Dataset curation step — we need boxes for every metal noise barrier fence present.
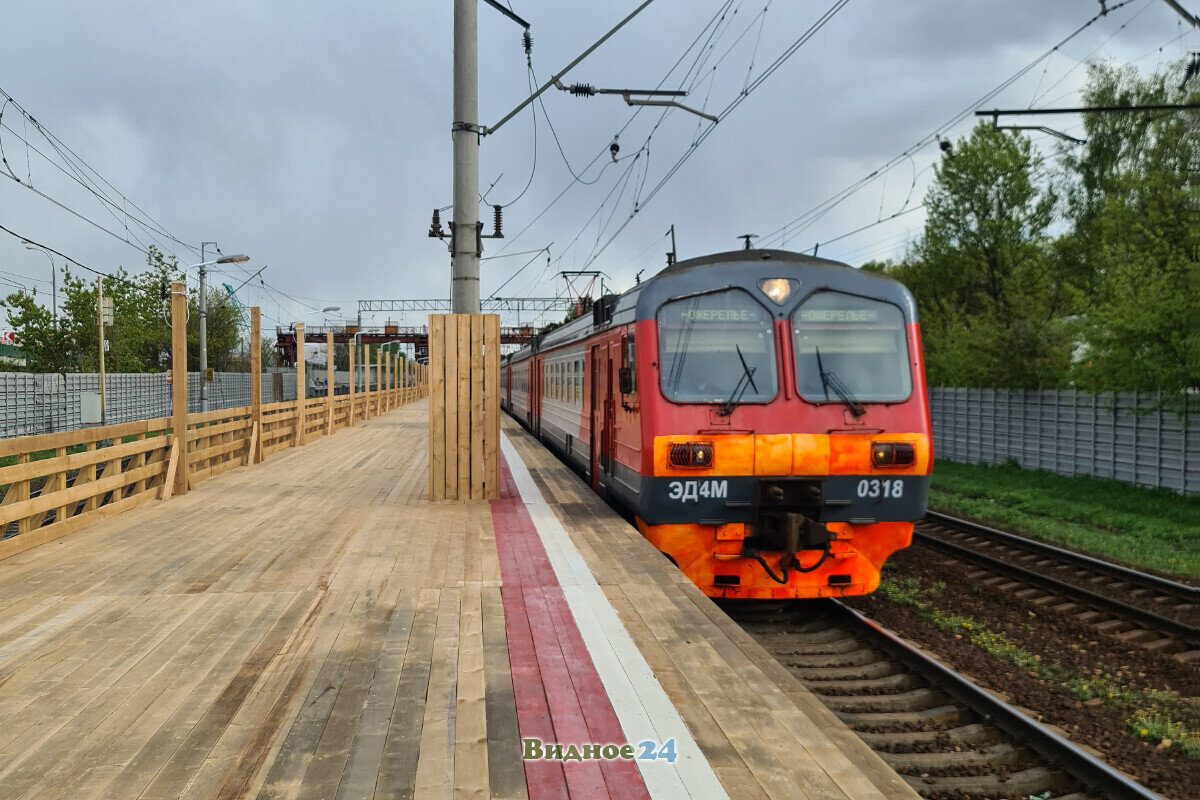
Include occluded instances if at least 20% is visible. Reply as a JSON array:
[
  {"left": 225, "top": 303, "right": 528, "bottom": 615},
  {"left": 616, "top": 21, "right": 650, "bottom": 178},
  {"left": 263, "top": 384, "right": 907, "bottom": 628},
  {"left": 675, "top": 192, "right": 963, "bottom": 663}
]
[
  {"left": 0, "top": 370, "right": 314, "bottom": 439},
  {"left": 931, "top": 388, "right": 1200, "bottom": 495}
]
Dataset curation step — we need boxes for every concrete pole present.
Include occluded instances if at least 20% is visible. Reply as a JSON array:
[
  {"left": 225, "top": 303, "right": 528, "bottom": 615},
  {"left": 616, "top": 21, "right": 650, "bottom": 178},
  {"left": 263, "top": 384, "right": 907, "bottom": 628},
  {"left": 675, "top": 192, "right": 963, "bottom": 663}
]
[{"left": 452, "top": 0, "right": 480, "bottom": 314}]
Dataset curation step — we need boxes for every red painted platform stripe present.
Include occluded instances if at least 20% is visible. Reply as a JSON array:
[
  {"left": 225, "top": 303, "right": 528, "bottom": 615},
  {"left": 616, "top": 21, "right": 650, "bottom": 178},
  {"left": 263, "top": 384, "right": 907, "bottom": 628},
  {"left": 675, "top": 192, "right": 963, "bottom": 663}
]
[{"left": 491, "top": 458, "right": 651, "bottom": 800}]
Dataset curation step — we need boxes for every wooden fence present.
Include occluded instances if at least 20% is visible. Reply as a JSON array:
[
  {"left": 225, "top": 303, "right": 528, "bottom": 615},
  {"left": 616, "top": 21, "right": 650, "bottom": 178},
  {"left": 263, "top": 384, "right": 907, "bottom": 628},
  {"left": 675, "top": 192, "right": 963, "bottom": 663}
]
[
  {"left": 0, "top": 301, "right": 428, "bottom": 562},
  {"left": 428, "top": 314, "right": 500, "bottom": 501}
]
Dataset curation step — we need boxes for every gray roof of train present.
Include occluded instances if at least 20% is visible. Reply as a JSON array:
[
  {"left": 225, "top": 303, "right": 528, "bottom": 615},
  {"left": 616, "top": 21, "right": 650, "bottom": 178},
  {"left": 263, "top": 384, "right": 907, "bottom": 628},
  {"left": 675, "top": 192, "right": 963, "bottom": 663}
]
[{"left": 505, "top": 249, "right": 917, "bottom": 363}]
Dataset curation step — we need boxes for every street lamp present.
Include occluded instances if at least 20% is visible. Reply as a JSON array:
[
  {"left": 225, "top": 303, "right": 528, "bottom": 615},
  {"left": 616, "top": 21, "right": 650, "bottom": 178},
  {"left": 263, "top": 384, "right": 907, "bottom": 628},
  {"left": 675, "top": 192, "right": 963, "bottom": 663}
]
[
  {"left": 193, "top": 244, "right": 251, "bottom": 411},
  {"left": 22, "top": 243, "right": 56, "bottom": 326}
]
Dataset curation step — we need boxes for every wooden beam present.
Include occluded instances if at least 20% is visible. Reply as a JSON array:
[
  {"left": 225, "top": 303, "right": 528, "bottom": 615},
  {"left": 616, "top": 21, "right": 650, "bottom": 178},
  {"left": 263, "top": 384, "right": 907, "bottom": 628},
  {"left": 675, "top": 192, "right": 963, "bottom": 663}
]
[
  {"left": 377, "top": 348, "right": 385, "bottom": 416},
  {"left": 326, "top": 331, "right": 335, "bottom": 434},
  {"left": 428, "top": 315, "right": 446, "bottom": 501},
  {"left": 295, "top": 323, "right": 306, "bottom": 447},
  {"left": 470, "top": 315, "right": 484, "bottom": 500},
  {"left": 348, "top": 338, "right": 356, "bottom": 427},
  {"left": 160, "top": 439, "right": 180, "bottom": 501},
  {"left": 457, "top": 315, "right": 471, "bottom": 500},
  {"left": 484, "top": 314, "right": 500, "bottom": 499},
  {"left": 245, "top": 421, "right": 259, "bottom": 467},
  {"left": 250, "top": 307, "right": 262, "bottom": 463},
  {"left": 170, "top": 280, "right": 189, "bottom": 496}
]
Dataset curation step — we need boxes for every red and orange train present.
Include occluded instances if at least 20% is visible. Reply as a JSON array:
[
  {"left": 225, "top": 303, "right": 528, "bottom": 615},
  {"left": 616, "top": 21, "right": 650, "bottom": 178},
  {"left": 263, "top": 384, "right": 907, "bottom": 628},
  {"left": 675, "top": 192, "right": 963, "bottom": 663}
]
[{"left": 501, "top": 249, "right": 932, "bottom": 600}]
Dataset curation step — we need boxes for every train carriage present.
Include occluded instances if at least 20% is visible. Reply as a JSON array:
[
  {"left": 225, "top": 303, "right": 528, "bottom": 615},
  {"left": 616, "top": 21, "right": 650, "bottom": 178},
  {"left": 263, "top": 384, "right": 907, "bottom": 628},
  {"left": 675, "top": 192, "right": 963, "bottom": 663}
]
[{"left": 502, "top": 249, "right": 932, "bottom": 600}]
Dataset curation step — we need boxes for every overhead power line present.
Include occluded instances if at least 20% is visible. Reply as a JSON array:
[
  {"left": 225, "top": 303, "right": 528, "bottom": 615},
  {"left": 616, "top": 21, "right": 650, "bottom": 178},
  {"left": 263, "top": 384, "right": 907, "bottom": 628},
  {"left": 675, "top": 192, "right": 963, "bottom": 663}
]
[
  {"left": 0, "top": 85, "right": 202, "bottom": 260},
  {"left": 755, "top": 0, "right": 1142, "bottom": 250},
  {"left": 581, "top": 0, "right": 853, "bottom": 268}
]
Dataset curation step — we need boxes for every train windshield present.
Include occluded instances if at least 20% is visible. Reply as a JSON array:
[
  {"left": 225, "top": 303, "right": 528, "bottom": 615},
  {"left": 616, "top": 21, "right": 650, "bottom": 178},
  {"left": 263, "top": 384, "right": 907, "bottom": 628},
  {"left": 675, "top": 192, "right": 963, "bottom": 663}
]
[
  {"left": 657, "top": 289, "right": 778, "bottom": 404},
  {"left": 793, "top": 291, "right": 911, "bottom": 403}
]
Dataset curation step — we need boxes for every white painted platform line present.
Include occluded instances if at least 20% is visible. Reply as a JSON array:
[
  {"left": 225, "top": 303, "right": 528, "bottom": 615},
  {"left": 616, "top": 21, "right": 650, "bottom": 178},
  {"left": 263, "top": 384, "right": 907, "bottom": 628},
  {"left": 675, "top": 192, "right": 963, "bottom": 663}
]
[{"left": 501, "top": 434, "right": 731, "bottom": 800}]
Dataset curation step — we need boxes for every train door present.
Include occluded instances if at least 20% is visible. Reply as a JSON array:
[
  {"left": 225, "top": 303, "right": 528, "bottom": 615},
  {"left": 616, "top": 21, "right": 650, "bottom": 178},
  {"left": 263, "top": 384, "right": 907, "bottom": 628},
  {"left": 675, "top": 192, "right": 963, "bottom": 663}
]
[{"left": 590, "top": 343, "right": 615, "bottom": 492}]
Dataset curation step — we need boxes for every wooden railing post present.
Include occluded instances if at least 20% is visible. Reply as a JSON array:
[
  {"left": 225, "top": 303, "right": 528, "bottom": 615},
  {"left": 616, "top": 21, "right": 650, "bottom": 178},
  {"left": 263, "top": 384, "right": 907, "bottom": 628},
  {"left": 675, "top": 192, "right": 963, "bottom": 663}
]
[
  {"left": 361, "top": 346, "right": 369, "bottom": 421},
  {"left": 326, "top": 331, "right": 335, "bottom": 435},
  {"left": 386, "top": 352, "right": 393, "bottom": 411},
  {"left": 348, "top": 340, "right": 356, "bottom": 427},
  {"left": 170, "top": 280, "right": 190, "bottom": 496},
  {"left": 376, "top": 348, "right": 384, "bottom": 416},
  {"left": 295, "top": 323, "right": 306, "bottom": 446},
  {"left": 250, "top": 307, "right": 262, "bottom": 464}
]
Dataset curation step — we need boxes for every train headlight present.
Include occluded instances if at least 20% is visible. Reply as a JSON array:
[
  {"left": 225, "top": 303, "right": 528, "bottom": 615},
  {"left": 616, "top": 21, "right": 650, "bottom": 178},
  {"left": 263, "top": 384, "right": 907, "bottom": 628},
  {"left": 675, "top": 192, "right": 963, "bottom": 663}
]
[
  {"left": 669, "top": 441, "right": 715, "bottom": 468},
  {"left": 871, "top": 442, "right": 915, "bottom": 467},
  {"left": 758, "top": 278, "right": 797, "bottom": 305}
]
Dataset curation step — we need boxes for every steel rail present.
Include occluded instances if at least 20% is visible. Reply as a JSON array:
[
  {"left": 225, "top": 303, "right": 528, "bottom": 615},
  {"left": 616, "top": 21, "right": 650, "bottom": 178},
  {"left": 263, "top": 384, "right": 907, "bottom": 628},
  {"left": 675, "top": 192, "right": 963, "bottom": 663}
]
[
  {"left": 913, "top": 521, "right": 1197, "bottom": 644},
  {"left": 827, "top": 600, "right": 1166, "bottom": 800},
  {"left": 922, "top": 511, "right": 1199, "bottom": 599}
]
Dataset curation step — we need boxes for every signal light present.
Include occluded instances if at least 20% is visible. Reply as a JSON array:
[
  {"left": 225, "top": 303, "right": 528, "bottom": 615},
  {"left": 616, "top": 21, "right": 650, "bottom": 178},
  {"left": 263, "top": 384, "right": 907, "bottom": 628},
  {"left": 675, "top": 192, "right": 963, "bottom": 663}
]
[
  {"left": 669, "top": 441, "right": 714, "bottom": 468},
  {"left": 871, "top": 442, "right": 915, "bottom": 467},
  {"left": 758, "top": 278, "right": 796, "bottom": 305}
]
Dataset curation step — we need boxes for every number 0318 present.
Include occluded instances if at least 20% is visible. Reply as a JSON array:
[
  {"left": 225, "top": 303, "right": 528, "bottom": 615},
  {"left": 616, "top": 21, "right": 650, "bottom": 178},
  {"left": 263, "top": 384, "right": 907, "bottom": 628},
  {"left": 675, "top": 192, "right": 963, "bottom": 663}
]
[{"left": 856, "top": 478, "right": 903, "bottom": 499}]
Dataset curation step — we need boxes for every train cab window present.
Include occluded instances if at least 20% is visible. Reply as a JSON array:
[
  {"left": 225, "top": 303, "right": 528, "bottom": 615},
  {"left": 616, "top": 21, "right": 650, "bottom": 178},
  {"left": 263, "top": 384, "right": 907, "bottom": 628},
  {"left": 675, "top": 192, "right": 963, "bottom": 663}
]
[
  {"left": 656, "top": 289, "right": 778, "bottom": 404},
  {"left": 792, "top": 291, "right": 912, "bottom": 403}
]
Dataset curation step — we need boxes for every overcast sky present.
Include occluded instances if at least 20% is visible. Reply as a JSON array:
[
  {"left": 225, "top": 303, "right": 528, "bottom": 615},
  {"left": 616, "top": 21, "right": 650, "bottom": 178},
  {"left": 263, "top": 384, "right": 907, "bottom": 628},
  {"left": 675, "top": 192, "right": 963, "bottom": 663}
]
[{"left": 1, "top": 0, "right": 1195, "bottom": 331}]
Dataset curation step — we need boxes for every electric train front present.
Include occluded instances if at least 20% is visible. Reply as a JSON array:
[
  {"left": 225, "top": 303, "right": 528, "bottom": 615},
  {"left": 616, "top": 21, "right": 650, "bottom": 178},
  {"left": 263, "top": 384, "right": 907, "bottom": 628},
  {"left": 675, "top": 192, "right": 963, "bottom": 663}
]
[{"left": 632, "top": 252, "right": 932, "bottom": 600}]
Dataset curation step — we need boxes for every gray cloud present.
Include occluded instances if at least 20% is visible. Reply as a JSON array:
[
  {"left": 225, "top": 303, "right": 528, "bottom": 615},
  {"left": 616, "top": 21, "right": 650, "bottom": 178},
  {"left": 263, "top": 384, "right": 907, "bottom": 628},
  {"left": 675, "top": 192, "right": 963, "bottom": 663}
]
[{"left": 1, "top": 0, "right": 1191, "bottom": 330}]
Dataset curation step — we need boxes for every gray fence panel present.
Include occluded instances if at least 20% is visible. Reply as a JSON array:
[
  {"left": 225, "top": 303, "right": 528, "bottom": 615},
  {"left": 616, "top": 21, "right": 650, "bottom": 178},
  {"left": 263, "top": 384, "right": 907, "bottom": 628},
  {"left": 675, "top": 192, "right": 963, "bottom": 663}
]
[{"left": 930, "top": 387, "right": 1199, "bottom": 495}]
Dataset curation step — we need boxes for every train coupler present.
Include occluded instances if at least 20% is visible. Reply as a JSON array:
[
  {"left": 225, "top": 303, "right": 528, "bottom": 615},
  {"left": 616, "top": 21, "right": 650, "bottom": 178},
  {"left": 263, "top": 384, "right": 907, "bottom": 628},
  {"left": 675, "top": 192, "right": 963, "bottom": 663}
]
[{"left": 743, "top": 512, "right": 833, "bottom": 583}]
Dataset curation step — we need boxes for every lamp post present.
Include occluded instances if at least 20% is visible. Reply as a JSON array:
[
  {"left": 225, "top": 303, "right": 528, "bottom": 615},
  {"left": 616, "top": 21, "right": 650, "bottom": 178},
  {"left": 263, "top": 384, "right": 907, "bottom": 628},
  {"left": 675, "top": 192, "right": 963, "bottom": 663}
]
[
  {"left": 194, "top": 245, "right": 250, "bottom": 411},
  {"left": 22, "top": 243, "right": 56, "bottom": 326}
]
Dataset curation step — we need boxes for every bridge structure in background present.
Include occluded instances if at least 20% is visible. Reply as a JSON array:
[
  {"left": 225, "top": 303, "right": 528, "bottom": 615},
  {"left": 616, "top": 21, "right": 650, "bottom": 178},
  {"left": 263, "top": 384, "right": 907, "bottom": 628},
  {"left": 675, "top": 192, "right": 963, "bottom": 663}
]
[
  {"left": 356, "top": 296, "right": 571, "bottom": 315},
  {"left": 273, "top": 322, "right": 536, "bottom": 365}
]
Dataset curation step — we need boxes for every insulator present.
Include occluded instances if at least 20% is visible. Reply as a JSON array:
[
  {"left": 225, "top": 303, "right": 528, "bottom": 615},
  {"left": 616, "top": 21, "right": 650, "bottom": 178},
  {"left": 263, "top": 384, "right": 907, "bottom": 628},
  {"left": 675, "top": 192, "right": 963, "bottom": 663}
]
[
  {"left": 568, "top": 83, "right": 596, "bottom": 97},
  {"left": 492, "top": 205, "right": 503, "bottom": 237},
  {"left": 523, "top": 30, "right": 532, "bottom": 55}
]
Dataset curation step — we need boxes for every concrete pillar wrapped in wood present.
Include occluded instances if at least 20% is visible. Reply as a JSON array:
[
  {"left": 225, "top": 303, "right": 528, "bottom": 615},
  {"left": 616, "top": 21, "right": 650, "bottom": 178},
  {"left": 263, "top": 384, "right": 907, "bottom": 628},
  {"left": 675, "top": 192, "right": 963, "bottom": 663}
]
[{"left": 427, "top": 314, "right": 499, "bottom": 500}]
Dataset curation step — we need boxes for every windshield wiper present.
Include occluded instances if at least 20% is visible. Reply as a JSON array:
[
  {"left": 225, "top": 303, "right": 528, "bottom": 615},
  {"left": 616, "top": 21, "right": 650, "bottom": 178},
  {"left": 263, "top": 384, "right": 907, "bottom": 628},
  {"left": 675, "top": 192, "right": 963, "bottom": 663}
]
[
  {"left": 814, "top": 346, "right": 865, "bottom": 418},
  {"left": 719, "top": 345, "right": 757, "bottom": 416}
]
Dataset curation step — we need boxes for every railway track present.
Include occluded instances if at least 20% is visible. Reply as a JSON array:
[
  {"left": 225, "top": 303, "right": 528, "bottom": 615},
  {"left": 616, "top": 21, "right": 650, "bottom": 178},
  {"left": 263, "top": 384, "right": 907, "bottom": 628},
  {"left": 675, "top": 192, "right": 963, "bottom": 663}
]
[
  {"left": 728, "top": 600, "right": 1164, "bottom": 800},
  {"left": 914, "top": 512, "right": 1199, "bottom": 662}
]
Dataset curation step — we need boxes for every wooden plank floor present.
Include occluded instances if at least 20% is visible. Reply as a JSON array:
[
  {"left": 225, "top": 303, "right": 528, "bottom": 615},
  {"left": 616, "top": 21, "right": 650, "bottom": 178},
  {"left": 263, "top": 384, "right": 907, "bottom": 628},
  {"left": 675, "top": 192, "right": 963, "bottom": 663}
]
[
  {"left": 0, "top": 401, "right": 914, "bottom": 800},
  {"left": 0, "top": 405, "right": 516, "bottom": 800}
]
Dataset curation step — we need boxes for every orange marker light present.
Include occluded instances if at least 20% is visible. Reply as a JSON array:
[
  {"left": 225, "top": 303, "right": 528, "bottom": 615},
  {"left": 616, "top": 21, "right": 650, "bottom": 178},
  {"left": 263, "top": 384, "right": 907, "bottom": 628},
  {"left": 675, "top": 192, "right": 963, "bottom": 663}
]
[
  {"left": 870, "top": 442, "right": 915, "bottom": 467},
  {"left": 669, "top": 441, "right": 715, "bottom": 469}
]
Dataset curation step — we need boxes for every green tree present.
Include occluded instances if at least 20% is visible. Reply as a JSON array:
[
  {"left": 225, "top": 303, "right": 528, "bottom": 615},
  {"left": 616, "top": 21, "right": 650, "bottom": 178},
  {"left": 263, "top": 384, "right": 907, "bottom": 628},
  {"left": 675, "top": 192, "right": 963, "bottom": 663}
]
[
  {"left": 0, "top": 287, "right": 73, "bottom": 372},
  {"left": 1059, "top": 60, "right": 1199, "bottom": 392},
  {"left": 1, "top": 246, "right": 247, "bottom": 374},
  {"left": 904, "top": 123, "right": 1069, "bottom": 387}
]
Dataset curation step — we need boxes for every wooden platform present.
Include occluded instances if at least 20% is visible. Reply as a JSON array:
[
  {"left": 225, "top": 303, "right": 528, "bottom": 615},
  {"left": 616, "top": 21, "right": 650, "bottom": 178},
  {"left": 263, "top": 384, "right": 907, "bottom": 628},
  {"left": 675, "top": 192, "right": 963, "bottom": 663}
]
[{"left": 0, "top": 401, "right": 915, "bottom": 799}]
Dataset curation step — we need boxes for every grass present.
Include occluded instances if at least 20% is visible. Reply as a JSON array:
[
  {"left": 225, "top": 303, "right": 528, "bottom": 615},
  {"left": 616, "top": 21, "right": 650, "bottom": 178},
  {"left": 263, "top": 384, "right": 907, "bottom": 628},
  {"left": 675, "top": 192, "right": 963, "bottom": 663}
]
[
  {"left": 928, "top": 460, "right": 1200, "bottom": 578},
  {"left": 879, "top": 572, "right": 1199, "bottom": 760}
]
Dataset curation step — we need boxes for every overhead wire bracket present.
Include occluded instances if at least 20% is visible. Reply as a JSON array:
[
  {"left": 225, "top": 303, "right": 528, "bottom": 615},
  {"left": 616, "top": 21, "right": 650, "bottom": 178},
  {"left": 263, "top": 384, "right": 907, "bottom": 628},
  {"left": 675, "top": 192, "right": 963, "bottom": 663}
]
[{"left": 549, "top": 78, "right": 717, "bottom": 123}]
